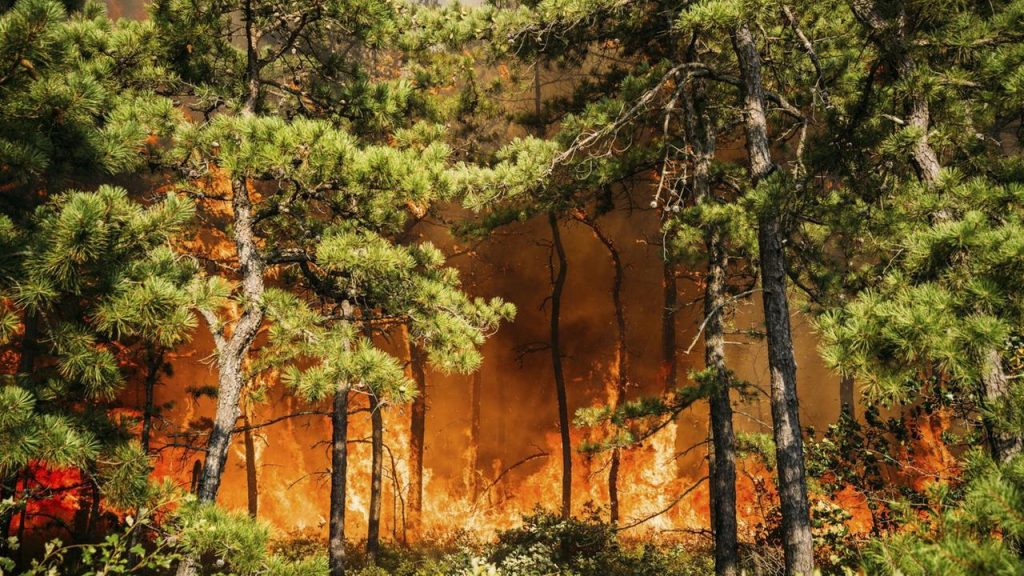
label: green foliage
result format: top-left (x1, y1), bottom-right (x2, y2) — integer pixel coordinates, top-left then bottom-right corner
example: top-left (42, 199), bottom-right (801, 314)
top-left (0, 0), bottom-right (180, 185)
top-left (862, 454), bottom-right (1024, 576)
top-left (818, 177), bottom-right (1024, 404)
top-left (0, 186), bottom-right (197, 513)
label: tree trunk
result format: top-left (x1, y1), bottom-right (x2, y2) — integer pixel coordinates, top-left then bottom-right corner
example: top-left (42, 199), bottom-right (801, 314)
top-left (662, 261), bottom-right (678, 393)
top-left (176, 180), bottom-right (266, 576)
top-left (983, 350), bottom-right (1023, 463)
top-left (577, 215), bottom-right (626, 525)
top-left (706, 230), bottom-right (739, 576)
top-left (548, 212), bottom-right (572, 519)
top-left (469, 368), bottom-right (482, 500)
top-left (407, 339), bottom-right (427, 534)
top-left (140, 351), bottom-right (163, 454)
top-left (684, 67), bottom-right (739, 576)
top-left (733, 23), bottom-right (814, 576)
top-left (242, 407), bottom-right (258, 518)
top-left (840, 374), bottom-right (855, 421)
top-left (329, 388), bottom-right (350, 576)
top-left (366, 393), bottom-right (384, 561)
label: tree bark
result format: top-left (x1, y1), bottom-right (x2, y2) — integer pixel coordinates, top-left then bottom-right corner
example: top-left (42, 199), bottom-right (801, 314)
top-left (329, 388), bottom-right (350, 576)
top-left (176, 180), bottom-right (266, 576)
top-left (733, 23), bottom-right (814, 576)
top-left (684, 67), bottom-right (739, 576)
top-left (366, 393), bottom-right (384, 561)
top-left (983, 350), bottom-right (1023, 463)
top-left (195, 181), bottom-right (265, 503)
top-left (407, 339), bottom-right (427, 534)
top-left (548, 211), bottom-right (572, 519)
top-left (848, 0), bottom-right (940, 185)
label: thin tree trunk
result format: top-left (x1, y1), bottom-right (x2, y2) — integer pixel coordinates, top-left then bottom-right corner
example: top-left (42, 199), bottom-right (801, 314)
top-left (577, 214), bottom-right (626, 525)
top-left (366, 394), bottom-right (384, 561)
top-left (661, 261), bottom-right (678, 393)
top-left (242, 405), bottom-right (258, 518)
top-left (469, 369), bottom-right (482, 499)
top-left (733, 23), bottom-right (814, 576)
top-left (548, 212), bottom-right (572, 519)
top-left (407, 339), bottom-right (427, 533)
top-left (195, 181), bottom-right (265, 503)
top-left (140, 351), bottom-right (163, 454)
top-left (684, 68), bottom-right (739, 576)
top-left (177, 180), bottom-right (266, 576)
top-left (840, 374), bottom-right (855, 421)
top-left (329, 388), bottom-right (350, 576)
top-left (706, 230), bottom-right (738, 576)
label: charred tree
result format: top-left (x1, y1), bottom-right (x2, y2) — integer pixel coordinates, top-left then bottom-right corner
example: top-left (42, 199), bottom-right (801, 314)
top-left (840, 374), bottom-right (855, 421)
top-left (139, 351), bottom-right (164, 454)
top-left (732, 23), bottom-right (814, 575)
top-left (242, 403), bottom-right (258, 518)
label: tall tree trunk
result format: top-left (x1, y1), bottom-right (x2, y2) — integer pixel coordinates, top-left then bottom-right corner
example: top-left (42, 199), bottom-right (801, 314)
top-left (407, 339), bottom-right (427, 534)
top-left (577, 215), bottom-right (626, 525)
top-left (684, 69), bottom-right (739, 576)
top-left (469, 368), bottom-right (482, 500)
top-left (195, 181), bottom-right (265, 503)
top-left (732, 23), bottom-right (814, 575)
top-left (177, 180), bottom-right (266, 576)
top-left (840, 374), bottom-right (855, 421)
top-left (329, 388), bottom-right (350, 576)
top-left (661, 261), bottom-right (678, 393)
top-left (705, 230), bottom-right (738, 576)
top-left (548, 212), bottom-right (572, 519)
top-left (366, 393), bottom-right (384, 561)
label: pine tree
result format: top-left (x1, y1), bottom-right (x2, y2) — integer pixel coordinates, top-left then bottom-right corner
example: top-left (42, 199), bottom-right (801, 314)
top-left (0, 0), bottom-right (193, 554)
top-left (0, 187), bottom-right (197, 553)
top-left (150, 2), bottom-right (518, 572)
top-left (809, 0), bottom-right (1024, 466)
